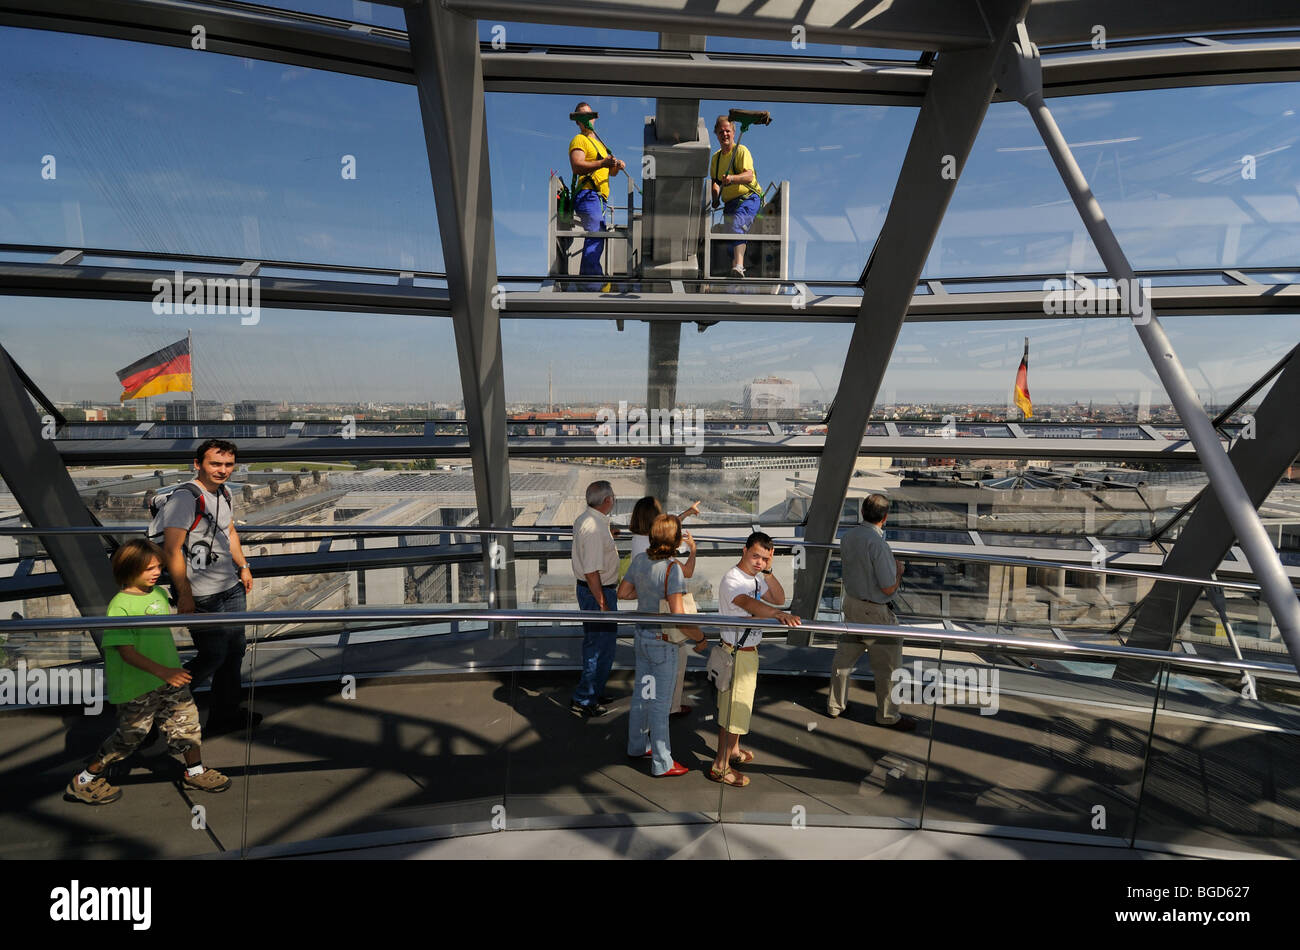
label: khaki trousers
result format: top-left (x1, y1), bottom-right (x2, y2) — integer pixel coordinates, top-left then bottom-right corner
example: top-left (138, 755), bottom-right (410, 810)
top-left (828, 596), bottom-right (902, 724)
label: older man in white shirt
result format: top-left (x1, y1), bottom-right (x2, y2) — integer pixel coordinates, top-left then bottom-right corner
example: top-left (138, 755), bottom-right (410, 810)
top-left (571, 480), bottom-right (621, 718)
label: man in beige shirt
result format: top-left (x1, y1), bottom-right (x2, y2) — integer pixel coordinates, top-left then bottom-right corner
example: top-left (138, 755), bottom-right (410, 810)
top-left (571, 480), bottom-right (621, 717)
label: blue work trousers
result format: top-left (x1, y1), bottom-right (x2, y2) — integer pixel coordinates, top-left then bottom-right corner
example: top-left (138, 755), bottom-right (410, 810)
top-left (575, 189), bottom-right (608, 276)
top-left (573, 582), bottom-right (618, 707)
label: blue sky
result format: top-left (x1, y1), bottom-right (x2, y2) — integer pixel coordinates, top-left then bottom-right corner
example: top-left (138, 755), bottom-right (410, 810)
top-left (0, 18), bottom-right (1297, 407)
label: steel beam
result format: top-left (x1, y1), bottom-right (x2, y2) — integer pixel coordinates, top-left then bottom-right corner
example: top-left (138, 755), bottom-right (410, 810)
top-left (405, 1), bottom-right (517, 624)
top-left (0, 343), bottom-right (118, 637)
top-left (996, 22), bottom-right (1300, 668)
top-left (0, 261), bottom-right (451, 315)
top-left (6, 1), bottom-right (1299, 103)
top-left (6, 257), bottom-right (1296, 324)
top-left (788, 0), bottom-right (1032, 643)
top-left (1117, 348), bottom-right (1300, 674)
top-left (0, 0), bottom-right (411, 82)
top-left (46, 429), bottom-right (1204, 466)
top-left (1025, 0), bottom-right (1300, 45)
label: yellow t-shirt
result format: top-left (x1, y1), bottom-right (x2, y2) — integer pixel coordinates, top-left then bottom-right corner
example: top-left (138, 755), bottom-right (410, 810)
top-left (711, 144), bottom-right (759, 202)
top-left (569, 132), bottom-right (611, 198)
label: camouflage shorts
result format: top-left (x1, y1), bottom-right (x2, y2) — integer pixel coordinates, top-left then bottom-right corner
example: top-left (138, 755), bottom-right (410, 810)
top-left (92, 684), bottom-right (201, 765)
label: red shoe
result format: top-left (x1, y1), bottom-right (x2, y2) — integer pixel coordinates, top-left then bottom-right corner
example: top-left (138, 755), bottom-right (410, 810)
top-left (656, 761), bottom-right (689, 777)
top-left (626, 747), bottom-right (652, 759)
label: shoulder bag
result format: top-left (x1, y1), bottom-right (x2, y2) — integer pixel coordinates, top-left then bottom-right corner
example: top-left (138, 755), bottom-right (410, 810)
top-left (658, 559), bottom-right (697, 645)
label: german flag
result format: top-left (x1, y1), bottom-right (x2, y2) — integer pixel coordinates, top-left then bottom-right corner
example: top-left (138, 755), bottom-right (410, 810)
top-left (116, 337), bottom-right (192, 402)
top-left (1013, 337), bottom-right (1032, 419)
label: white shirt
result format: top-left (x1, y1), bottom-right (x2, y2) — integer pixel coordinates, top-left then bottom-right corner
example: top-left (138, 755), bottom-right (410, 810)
top-left (717, 565), bottom-right (769, 646)
top-left (629, 534), bottom-right (649, 560)
top-left (571, 506), bottom-right (620, 586)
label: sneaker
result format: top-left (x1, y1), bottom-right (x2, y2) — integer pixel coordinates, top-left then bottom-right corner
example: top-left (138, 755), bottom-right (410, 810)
top-left (64, 774), bottom-right (122, 805)
top-left (729, 267), bottom-right (745, 278)
top-left (183, 767), bottom-right (232, 793)
top-left (569, 701), bottom-right (609, 719)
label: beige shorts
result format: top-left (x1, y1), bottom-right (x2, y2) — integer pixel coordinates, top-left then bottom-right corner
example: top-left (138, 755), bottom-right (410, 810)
top-left (717, 648), bottom-right (760, 735)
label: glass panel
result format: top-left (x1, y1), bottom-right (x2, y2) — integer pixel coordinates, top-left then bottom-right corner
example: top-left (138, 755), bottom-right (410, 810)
top-left (715, 627), bottom-right (928, 829)
top-left (501, 614), bottom-right (720, 826)
top-left (500, 318), bottom-right (847, 418)
top-left (79, 256), bottom-right (247, 275)
top-left (1139, 610), bottom-right (1300, 857)
top-left (878, 315), bottom-right (1300, 426)
top-left (477, 21), bottom-right (659, 50)
top-left (504, 457), bottom-right (809, 618)
top-left (930, 83), bottom-right (1300, 277)
top-left (242, 620), bottom-right (516, 855)
top-left (1144, 271), bottom-right (1234, 287)
top-left (939, 278), bottom-right (1058, 293)
top-left (0, 605), bottom-right (250, 857)
top-left (705, 36), bottom-right (917, 62)
top-left (262, 1), bottom-right (408, 29)
top-left (923, 649), bottom-right (1162, 845)
top-left (486, 93), bottom-right (915, 280)
top-left (0, 27), bottom-right (442, 271)
top-left (0, 250), bottom-right (58, 263)
top-left (0, 297), bottom-right (462, 419)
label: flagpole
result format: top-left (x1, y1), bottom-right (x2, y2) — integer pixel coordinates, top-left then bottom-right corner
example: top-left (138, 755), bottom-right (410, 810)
top-left (188, 327), bottom-right (197, 437)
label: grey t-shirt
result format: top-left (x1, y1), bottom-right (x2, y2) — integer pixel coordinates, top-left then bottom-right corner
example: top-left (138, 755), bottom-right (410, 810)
top-left (623, 553), bottom-right (687, 634)
top-left (162, 481), bottom-right (238, 597)
top-left (840, 522), bottom-right (896, 604)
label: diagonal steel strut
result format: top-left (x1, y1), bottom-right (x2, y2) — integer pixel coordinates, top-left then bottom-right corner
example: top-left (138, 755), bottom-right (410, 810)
top-left (995, 22), bottom-right (1300, 671)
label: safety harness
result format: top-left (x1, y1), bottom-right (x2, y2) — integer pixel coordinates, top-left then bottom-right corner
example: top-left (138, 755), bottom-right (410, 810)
top-left (711, 145), bottom-right (763, 201)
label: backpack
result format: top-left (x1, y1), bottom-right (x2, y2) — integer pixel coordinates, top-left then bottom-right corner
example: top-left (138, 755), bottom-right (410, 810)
top-left (146, 482), bottom-right (231, 569)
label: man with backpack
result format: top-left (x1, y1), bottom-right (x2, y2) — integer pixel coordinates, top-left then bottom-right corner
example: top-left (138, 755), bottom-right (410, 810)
top-left (154, 439), bottom-right (257, 734)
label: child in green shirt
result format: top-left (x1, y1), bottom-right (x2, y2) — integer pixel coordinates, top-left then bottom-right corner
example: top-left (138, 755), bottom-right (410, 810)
top-left (66, 539), bottom-right (231, 805)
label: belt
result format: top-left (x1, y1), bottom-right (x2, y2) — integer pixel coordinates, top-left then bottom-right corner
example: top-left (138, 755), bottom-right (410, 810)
top-left (724, 643), bottom-right (757, 652)
top-left (848, 595), bottom-right (889, 606)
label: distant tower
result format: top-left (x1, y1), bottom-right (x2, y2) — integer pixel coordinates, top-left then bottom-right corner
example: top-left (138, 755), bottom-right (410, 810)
top-left (548, 363), bottom-right (554, 413)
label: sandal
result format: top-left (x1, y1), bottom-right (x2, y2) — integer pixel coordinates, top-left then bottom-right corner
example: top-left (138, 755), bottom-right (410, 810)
top-left (730, 749), bottom-right (755, 766)
top-left (708, 766), bottom-right (750, 787)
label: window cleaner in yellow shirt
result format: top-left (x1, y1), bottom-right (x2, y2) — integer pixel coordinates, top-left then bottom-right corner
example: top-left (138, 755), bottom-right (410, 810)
top-left (568, 102), bottom-right (625, 280)
top-left (710, 115), bottom-right (762, 278)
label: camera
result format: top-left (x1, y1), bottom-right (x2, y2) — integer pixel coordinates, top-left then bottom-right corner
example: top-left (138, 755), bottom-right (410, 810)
top-left (187, 541), bottom-right (221, 571)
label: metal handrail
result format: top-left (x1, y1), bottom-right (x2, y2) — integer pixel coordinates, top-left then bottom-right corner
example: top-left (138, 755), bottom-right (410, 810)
top-left (1, 606), bottom-right (1294, 680)
top-left (1, 524), bottom-right (1280, 593)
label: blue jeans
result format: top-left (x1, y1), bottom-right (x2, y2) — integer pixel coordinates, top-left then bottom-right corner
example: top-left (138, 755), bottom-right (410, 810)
top-left (573, 582), bottom-right (618, 707)
top-left (184, 583), bottom-right (247, 719)
top-left (723, 194), bottom-right (760, 256)
top-left (628, 630), bottom-right (678, 775)
top-left (575, 189), bottom-right (607, 277)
